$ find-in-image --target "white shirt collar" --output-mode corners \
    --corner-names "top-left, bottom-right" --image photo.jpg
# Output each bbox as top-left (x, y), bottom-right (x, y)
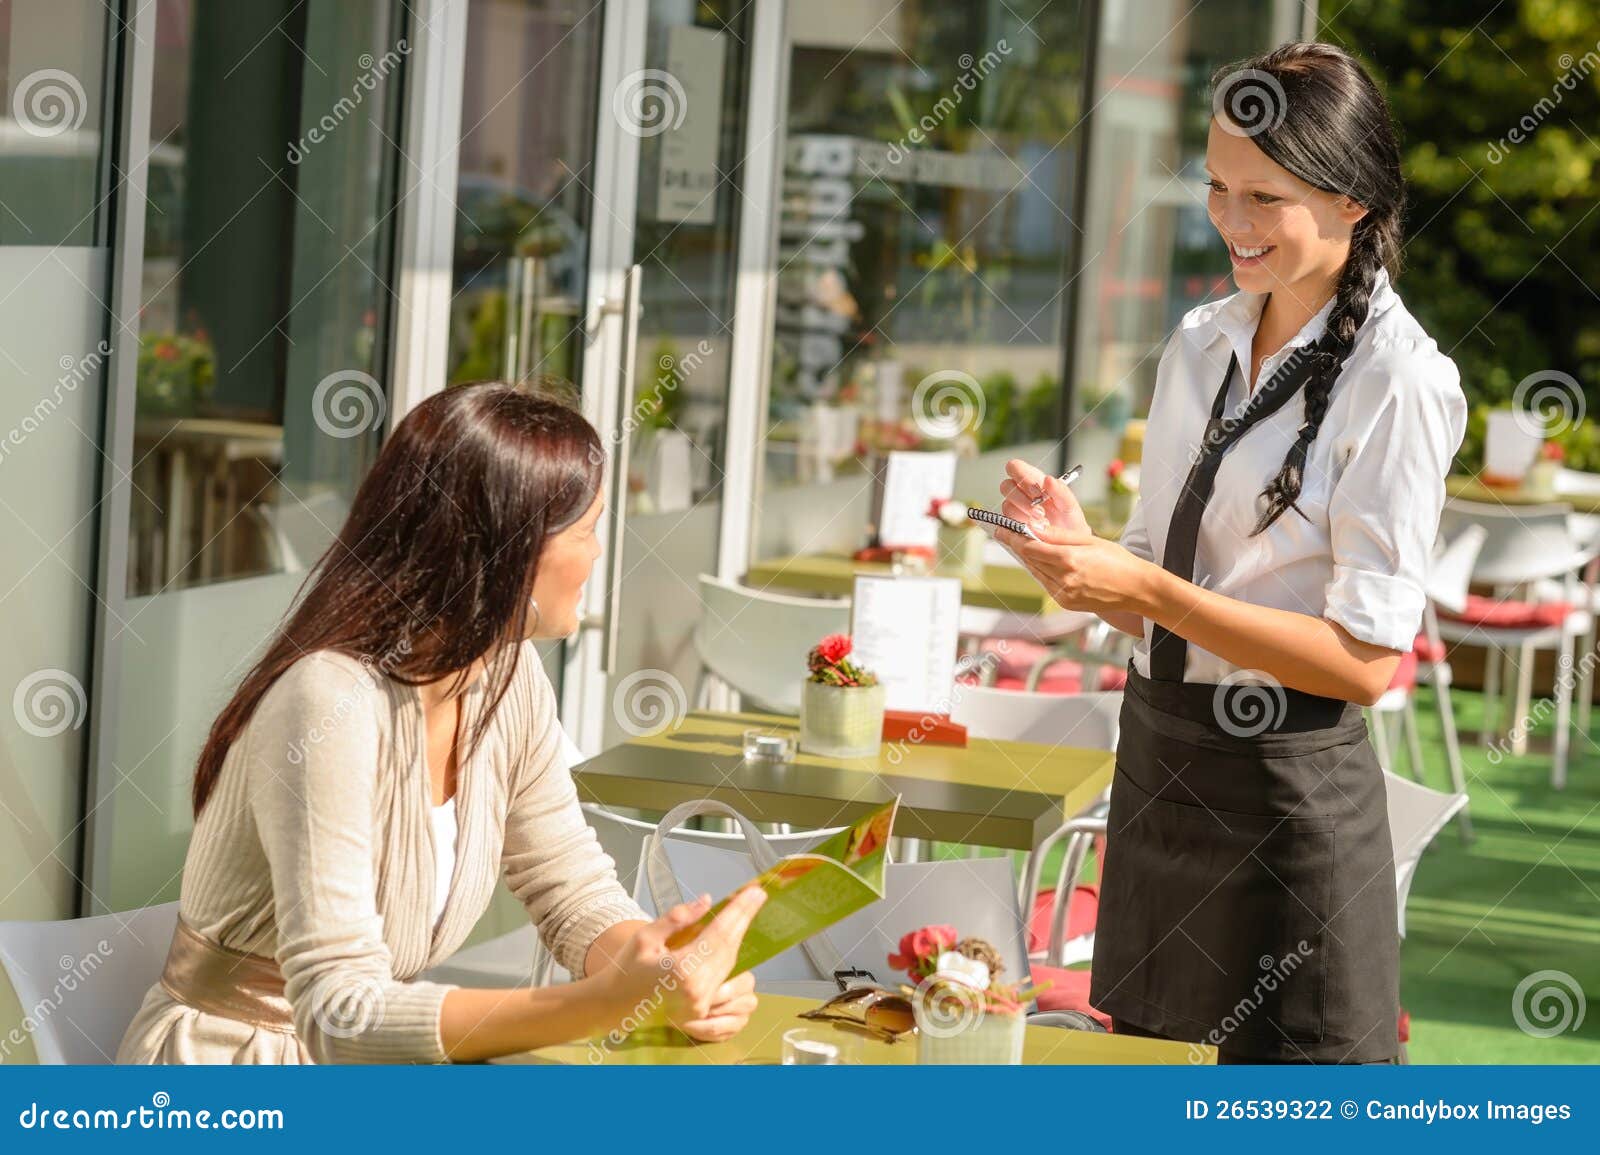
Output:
top-left (1208, 267), bottom-right (1397, 380)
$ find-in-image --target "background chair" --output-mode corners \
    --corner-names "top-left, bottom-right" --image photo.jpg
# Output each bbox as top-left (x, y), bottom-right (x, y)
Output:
top-left (1435, 498), bottom-right (1597, 788)
top-left (950, 685), bottom-right (1122, 749)
top-left (1023, 770), bottom-right (1464, 1047)
top-left (422, 805), bottom-right (844, 989)
top-left (692, 574), bottom-right (850, 713)
top-left (0, 902), bottom-right (178, 1064)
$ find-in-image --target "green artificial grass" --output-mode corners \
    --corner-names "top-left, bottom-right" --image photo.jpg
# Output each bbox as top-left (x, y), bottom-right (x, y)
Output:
top-left (1393, 688), bottom-right (1600, 1063)
top-left (945, 687), bottom-right (1600, 1063)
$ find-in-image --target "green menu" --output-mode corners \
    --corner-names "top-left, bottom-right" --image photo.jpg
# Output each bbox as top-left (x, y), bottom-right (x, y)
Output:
top-left (668, 797), bottom-right (900, 976)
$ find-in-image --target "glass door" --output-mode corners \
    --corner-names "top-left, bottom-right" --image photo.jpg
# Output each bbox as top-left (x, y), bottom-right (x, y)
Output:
top-left (83, 0), bottom-right (410, 912)
top-left (564, 0), bottom-right (762, 754)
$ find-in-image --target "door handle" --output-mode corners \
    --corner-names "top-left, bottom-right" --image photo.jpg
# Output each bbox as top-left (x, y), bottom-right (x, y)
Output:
top-left (597, 262), bottom-right (643, 676)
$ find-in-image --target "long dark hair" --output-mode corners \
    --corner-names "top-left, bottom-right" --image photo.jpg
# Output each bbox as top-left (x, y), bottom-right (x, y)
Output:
top-left (192, 381), bottom-right (604, 813)
top-left (1212, 42), bottom-right (1404, 533)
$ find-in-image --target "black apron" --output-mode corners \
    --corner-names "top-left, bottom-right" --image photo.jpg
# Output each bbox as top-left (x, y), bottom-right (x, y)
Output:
top-left (1089, 344), bottom-right (1400, 1064)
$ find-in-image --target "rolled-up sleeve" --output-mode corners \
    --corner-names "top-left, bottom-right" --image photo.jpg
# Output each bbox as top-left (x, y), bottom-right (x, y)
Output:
top-left (248, 656), bottom-right (455, 1064)
top-left (502, 676), bottom-right (648, 977)
top-left (1322, 345), bottom-right (1467, 650)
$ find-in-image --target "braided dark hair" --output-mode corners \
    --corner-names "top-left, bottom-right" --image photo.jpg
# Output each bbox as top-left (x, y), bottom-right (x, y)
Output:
top-left (1212, 42), bottom-right (1405, 534)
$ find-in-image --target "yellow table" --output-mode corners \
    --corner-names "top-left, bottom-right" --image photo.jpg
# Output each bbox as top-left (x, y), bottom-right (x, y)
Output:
top-left (746, 554), bottom-right (1061, 614)
top-left (497, 994), bottom-right (1212, 1065)
top-left (573, 710), bottom-right (1115, 851)
top-left (1446, 473), bottom-right (1600, 515)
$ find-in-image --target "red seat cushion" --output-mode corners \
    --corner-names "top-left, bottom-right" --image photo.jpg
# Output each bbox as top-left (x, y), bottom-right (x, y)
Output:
top-left (1029, 964), bottom-right (1113, 1029)
top-left (1412, 634), bottom-right (1446, 663)
top-left (1438, 595), bottom-right (1572, 630)
top-left (1027, 883), bottom-right (1100, 955)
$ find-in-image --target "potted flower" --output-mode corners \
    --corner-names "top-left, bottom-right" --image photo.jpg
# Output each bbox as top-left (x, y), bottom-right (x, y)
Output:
top-left (799, 634), bottom-right (886, 758)
top-left (1106, 458), bottom-right (1138, 523)
top-left (888, 925), bottom-right (1048, 1064)
top-left (927, 497), bottom-right (984, 579)
top-left (1525, 438), bottom-right (1563, 501)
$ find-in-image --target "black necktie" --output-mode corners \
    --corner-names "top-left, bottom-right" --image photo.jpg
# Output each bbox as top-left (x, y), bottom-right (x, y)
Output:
top-left (1147, 339), bottom-right (1342, 683)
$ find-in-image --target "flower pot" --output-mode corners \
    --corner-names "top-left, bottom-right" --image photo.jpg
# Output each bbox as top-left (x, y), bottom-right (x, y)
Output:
top-left (914, 1002), bottom-right (1025, 1065)
top-left (799, 680), bottom-right (886, 759)
top-left (1106, 488), bottom-right (1137, 524)
top-left (936, 523), bottom-right (985, 580)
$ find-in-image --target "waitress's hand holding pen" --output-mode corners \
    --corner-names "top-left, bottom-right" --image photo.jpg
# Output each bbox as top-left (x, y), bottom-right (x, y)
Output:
top-left (1000, 459), bottom-right (1092, 538)
top-left (995, 458), bottom-right (1158, 618)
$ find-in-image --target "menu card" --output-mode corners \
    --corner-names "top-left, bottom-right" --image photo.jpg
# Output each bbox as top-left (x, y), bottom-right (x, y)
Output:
top-left (877, 449), bottom-right (957, 549)
top-left (850, 573), bottom-right (962, 712)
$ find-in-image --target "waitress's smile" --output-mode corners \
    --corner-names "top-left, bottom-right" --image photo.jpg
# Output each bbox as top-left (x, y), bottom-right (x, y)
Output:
top-left (1226, 238), bottom-right (1276, 267)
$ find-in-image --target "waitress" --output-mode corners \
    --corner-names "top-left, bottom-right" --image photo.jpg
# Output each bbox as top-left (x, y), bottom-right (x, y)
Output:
top-left (994, 42), bottom-right (1465, 1064)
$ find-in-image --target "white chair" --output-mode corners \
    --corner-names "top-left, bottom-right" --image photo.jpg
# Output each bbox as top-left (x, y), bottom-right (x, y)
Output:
top-left (694, 574), bottom-right (850, 713)
top-left (1367, 525), bottom-right (1484, 839)
top-left (421, 806), bottom-right (844, 989)
top-left (949, 688), bottom-right (1120, 966)
top-left (0, 903), bottom-right (178, 1064)
top-left (1025, 771), bottom-right (1467, 998)
top-left (1384, 771), bottom-right (1469, 939)
top-left (1435, 499), bottom-right (1598, 788)
top-left (633, 801), bottom-right (1028, 999)
top-left (951, 685), bottom-right (1121, 748)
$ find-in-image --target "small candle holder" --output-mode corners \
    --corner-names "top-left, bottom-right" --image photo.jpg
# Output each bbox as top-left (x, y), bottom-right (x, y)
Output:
top-left (742, 729), bottom-right (797, 765)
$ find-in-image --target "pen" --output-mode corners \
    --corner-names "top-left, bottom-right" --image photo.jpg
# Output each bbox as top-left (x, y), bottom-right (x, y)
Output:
top-left (1030, 463), bottom-right (1083, 507)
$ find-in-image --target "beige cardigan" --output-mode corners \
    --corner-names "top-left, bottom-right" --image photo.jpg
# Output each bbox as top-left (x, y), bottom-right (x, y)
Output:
top-left (116, 643), bottom-right (647, 1064)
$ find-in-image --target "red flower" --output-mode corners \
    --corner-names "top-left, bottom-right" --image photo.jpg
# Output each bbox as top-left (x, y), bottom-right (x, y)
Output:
top-left (1106, 458), bottom-right (1125, 478)
top-left (927, 497), bottom-right (947, 519)
top-left (1543, 440), bottom-right (1565, 461)
top-left (888, 924), bottom-right (960, 973)
top-left (816, 634), bottom-right (852, 664)
top-left (153, 340), bottom-right (179, 362)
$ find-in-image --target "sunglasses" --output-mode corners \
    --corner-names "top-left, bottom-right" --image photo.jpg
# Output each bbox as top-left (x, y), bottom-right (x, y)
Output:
top-left (798, 985), bottom-right (917, 1043)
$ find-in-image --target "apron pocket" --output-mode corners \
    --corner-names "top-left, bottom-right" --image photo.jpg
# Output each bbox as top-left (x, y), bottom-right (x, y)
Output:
top-left (1099, 770), bottom-right (1334, 1044)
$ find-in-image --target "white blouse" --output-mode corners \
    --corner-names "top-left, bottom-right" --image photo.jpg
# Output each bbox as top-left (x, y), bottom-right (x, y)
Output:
top-left (429, 795), bottom-right (457, 929)
top-left (1120, 269), bottom-right (1468, 684)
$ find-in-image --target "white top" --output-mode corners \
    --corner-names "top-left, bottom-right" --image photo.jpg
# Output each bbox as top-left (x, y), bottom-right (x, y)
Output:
top-left (429, 795), bottom-right (457, 928)
top-left (1121, 269), bottom-right (1468, 684)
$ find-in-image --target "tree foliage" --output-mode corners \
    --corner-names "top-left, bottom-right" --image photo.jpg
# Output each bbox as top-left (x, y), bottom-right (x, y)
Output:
top-left (1324, 0), bottom-right (1600, 458)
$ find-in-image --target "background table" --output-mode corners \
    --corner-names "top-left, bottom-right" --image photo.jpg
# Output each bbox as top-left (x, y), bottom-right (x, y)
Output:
top-left (1445, 473), bottom-right (1600, 514)
top-left (496, 993), bottom-right (1211, 1065)
top-left (573, 710), bottom-right (1115, 851)
top-left (746, 553), bottom-right (1064, 614)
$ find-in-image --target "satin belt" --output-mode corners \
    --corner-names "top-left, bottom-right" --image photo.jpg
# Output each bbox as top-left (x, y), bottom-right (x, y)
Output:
top-left (158, 917), bottom-right (295, 1032)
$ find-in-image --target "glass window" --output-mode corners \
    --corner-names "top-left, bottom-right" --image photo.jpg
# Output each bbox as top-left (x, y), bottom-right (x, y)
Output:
top-left (447, 0), bottom-right (603, 391)
top-left (1067, 0), bottom-right (1303, 505)
top-left (0, 0), bottom-right (109, 245)
top-left (126, 0), bottom-right (406, 595)
top-left (756, 0), bottom-right (1092, 560)
top-left (0, 0), bottom-right (113, 921)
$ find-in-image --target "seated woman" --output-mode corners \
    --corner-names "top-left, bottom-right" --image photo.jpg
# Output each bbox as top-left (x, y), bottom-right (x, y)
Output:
top-left (118, 383), bottom-right (765, 1064)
